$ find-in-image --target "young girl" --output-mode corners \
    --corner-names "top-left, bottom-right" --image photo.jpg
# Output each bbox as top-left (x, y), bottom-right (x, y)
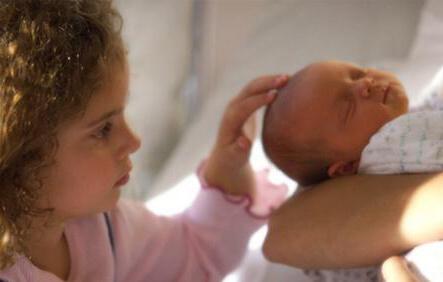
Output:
top-left (0, 1), bottom-right (288, 281)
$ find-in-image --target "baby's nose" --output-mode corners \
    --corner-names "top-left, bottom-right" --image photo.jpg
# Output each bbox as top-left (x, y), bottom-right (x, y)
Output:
top-left (353, 77), bottom-right (373, 98)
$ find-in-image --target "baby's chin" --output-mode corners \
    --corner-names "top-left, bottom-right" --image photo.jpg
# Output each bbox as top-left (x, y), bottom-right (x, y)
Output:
top-left (388, 84), bottom-right (409, 118)
top-left (396, 94), bottom-right (409, 116)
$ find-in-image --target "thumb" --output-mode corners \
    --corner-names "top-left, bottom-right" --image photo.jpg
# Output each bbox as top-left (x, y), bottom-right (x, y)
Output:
top-left (381, 256), bottom-right (420, 282)
top-left (236, 135), bottom-right (252, 152)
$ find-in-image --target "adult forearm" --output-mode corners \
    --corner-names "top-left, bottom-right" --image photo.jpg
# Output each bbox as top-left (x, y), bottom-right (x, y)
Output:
top-left (263, 173), bottom-right (443, 269)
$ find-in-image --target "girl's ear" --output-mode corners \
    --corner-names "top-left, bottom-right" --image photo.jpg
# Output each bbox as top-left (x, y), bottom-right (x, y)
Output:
top-left (327, 160), bottom-right (360, 178)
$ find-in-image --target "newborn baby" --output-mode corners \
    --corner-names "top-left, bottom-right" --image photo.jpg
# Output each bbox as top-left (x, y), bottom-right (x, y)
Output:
top-left (262, 60), bottom-right (443, 281)
top-left (262, 60), bottom-right (408, 186)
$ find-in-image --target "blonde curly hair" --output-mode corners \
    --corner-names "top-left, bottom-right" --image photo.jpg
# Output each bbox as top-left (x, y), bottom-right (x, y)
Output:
top-left (0, 0), bottom-right (125, 268)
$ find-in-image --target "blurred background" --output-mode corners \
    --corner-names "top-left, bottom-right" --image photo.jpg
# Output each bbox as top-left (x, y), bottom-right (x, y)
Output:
top-left (113, 0), bottom-right (443, 281)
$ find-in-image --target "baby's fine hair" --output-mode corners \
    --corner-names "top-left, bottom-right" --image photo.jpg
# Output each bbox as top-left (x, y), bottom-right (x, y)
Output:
top-left (262, 67), bottom-right (333, 186)
top-left (0, 0), bottom-right (125, 268)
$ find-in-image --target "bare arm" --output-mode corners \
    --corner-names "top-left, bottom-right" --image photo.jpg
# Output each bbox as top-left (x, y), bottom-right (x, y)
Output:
top-left (263, 173), bottom-right (443, 269)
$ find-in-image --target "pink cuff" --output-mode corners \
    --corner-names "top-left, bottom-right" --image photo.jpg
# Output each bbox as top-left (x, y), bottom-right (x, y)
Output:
top-left (197, 161), bottom-right (288, 219)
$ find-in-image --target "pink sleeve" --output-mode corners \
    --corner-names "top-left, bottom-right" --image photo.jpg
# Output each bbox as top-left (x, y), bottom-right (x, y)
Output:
top-left (111, 167), bottom-right (288, 282)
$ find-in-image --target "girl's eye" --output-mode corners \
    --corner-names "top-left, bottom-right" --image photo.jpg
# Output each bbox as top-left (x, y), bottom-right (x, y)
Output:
top-left (94, 121), bottom-right (113, 139)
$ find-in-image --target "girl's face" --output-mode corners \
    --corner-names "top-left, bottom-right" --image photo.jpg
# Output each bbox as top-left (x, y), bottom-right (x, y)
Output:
top-left (39, 63), bottom-right (141, 221)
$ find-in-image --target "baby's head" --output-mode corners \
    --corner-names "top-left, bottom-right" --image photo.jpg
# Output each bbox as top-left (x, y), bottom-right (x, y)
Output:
top-left (263, 61), bottom-right (408, 185)
top-left (0, 0), bottom-right (127, 266)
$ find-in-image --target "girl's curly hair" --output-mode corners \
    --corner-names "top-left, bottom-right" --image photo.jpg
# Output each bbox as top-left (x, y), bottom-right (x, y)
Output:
top-left (0, 0), bottom-right (125, 268)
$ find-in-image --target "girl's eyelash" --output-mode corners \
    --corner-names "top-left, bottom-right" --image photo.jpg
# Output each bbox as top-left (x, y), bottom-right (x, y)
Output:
top-left (94, 121), bottom-right (113, 139)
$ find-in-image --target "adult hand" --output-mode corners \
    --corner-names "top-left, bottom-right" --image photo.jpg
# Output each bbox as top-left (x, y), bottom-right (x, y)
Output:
top-left (381, 256), bottom-right (421, 282)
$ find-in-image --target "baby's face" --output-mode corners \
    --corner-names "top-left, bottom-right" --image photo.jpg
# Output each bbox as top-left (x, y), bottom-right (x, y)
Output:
top-left (286, 61), bottom-right (408, 161)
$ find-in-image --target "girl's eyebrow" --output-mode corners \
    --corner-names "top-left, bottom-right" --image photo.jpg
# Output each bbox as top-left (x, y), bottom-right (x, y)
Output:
top-left (86, 108), bottom-right (123, 128)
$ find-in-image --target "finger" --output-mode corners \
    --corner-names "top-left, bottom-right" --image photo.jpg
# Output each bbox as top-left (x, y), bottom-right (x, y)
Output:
top-left (236, 74), bottom-right (289, 100)
top-left (218, 89), bottom-right (277, 144)
top-left (381, 256), bottom-right (419, 282)
top-left (236, 135), bottom-right (252, 152)
top-left (243, 114), bottom-right (256, 141)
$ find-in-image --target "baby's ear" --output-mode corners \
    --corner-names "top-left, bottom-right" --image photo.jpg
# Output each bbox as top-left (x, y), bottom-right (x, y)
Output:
top-left (327, 160), bottom-right (360, 178)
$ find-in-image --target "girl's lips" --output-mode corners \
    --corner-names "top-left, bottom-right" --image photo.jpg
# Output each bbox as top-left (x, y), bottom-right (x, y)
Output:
top-left (115, 173), bottom-right (130, 187)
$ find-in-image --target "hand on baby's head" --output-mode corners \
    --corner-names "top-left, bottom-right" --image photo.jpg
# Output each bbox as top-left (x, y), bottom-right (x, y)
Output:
top-left (204, 74), bottom-right (288, 196)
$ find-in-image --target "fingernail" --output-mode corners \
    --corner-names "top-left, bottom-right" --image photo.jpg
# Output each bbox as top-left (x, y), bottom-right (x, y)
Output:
top-left (274, 75), bottom-right (289, 87)
top-left (267, 89), bottom-right (278, 98)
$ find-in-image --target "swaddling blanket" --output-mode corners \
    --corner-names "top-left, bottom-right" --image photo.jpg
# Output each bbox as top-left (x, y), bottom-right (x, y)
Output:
top-left (359, 110), bottom-right (443, 174)
top-left (360, 65), bottom-right (443, 174)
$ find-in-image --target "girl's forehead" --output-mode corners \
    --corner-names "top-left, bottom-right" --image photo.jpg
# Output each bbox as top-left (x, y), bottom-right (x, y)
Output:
top-left (75, 65), bottom-right (129, 127)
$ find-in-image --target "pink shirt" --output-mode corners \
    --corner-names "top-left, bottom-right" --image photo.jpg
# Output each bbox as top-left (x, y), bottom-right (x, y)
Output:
top-left (0, 169), bottom-right (287, 282)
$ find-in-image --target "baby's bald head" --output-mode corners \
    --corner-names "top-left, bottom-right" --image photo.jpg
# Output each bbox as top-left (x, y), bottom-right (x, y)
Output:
top-left (262, 66), bottom-right (332, 186)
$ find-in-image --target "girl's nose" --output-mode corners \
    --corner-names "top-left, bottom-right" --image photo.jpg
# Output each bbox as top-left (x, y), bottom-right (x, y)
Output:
top-left (117, 125), bottom-right (141, 160)
top-left (127, 128), bottom-right (141, 155)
